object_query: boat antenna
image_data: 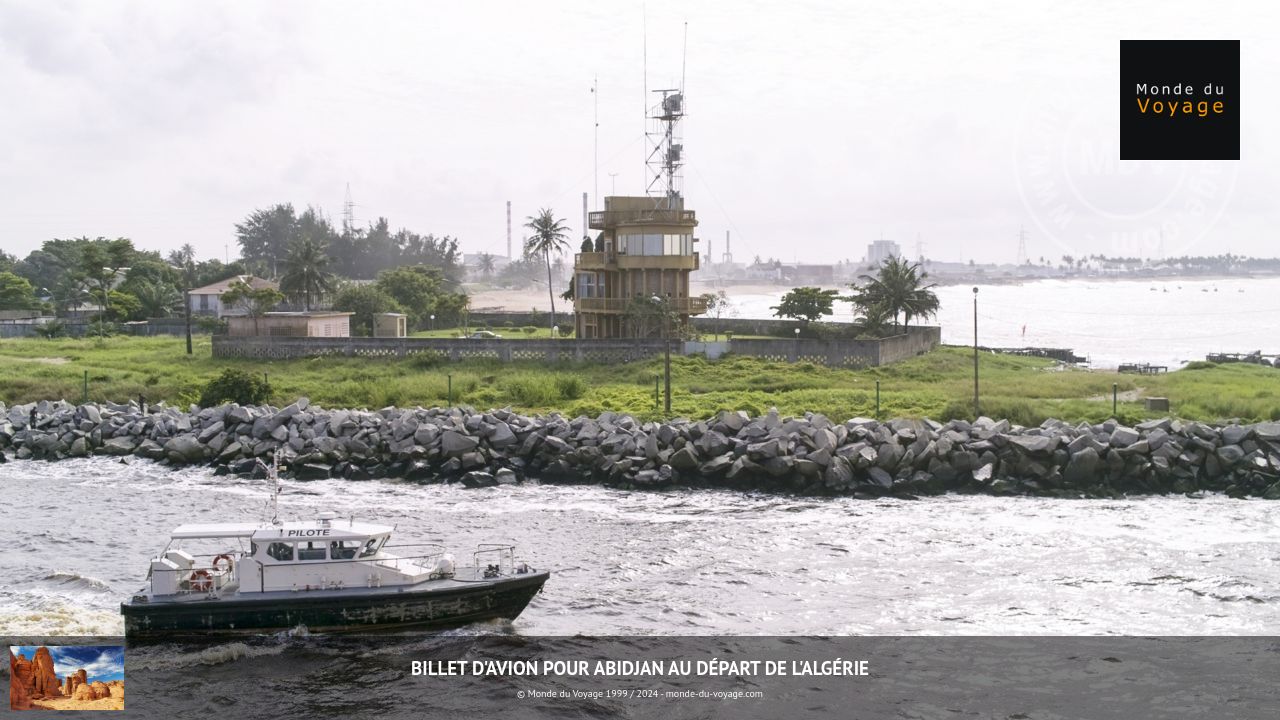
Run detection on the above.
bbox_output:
[269,449,283,526]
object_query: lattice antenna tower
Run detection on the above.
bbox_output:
[1016,225,1029,266]
[645,23,688,204]
[342,183,358,234]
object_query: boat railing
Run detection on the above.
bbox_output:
[473,544,518,577]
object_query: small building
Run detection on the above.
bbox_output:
[227,311,353,338]
[374,312,408,338]
[189,275,278,317]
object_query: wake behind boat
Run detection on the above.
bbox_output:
[121,460,548,639]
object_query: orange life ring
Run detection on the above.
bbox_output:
[189,569,213,593]
[213,554,234,572]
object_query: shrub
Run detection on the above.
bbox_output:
[195,316,228,334]
[522,326,538,335]
[31,320,66,339]
[1183,360,1216,370]
[555,375,587,400]
[200,368,272,407]
[85,320,119,337]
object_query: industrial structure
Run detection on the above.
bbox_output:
[571,86,707,338]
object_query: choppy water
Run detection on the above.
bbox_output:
[4,458,1280,637]
[728,276,1280,368]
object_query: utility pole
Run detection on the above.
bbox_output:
[972,287,980,418]
[506,201,512,260]
[184,290,193,355]
[653,295,672,415]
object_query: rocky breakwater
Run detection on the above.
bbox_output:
[3,398,1280,499]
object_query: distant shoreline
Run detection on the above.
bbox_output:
[467,273,1280,312]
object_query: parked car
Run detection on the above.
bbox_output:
[464,330,502,339]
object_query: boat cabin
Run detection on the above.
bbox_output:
[147,511,444,597]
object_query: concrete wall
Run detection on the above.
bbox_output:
[212,327,941,368]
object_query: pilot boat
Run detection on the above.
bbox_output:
[121,462,548,639]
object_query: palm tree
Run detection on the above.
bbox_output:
[279,236,335,310]
[847,256,939,332]
[132,280,182,318]
[167,244,196,268]
[478,252,496,278]
[523,208,571,331]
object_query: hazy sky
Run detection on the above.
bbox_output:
[2,1,1276,265]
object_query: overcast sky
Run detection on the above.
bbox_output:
[2,1,1276,265]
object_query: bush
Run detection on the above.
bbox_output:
[1183,361,1217,370]
[200,368,272,407]
[195,316,228,334]
[522,326,538,335]
[31,320,66,339]
[555,375,587,400]
[85,320,119,337]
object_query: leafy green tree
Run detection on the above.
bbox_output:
[0,250,15,273]
[374,265,467,329]
[846,256,939,331]
[78,238,135,336]
[279,236,335,310]
[222,279,285,334]
[0,272,38,310]
[104,290,143,322]
[332,283,403,336]
[523,208,571,332]
[192,259,248,288]
[771,287,838,325]
[235,204,297,277]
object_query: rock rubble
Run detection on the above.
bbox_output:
[3,399,1280,499]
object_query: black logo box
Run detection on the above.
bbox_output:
[1120,39,1239,160]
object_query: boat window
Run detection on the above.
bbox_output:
[251,542,258,556]
[298,541,326,562]
[266,542,294,562]
[359,536,383,558]
[330,540,361,560]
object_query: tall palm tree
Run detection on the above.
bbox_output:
[279,236,335,310]
[523,208,571,331]
[478,252,496,278]
[847,256,939,331]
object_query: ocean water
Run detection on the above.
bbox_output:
[725,276,1280,368]
[3,458,1280,638]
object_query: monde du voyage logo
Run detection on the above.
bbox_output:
[1120,40,1239,160]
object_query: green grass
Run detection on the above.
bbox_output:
[0,336,1277,425]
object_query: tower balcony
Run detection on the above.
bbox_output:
[574,253,700,271]
[575,296,709,315]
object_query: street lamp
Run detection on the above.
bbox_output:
[972,287,979,419]
[430,314,435,332]
[652,295,671,415]
[794,326,801,361]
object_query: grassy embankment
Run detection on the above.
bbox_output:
[0,335,1277,425]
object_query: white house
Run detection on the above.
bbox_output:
[188,275,277,317]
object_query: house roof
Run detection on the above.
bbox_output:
[189,275,277,295]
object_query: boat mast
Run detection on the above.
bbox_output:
[269,449,283,526]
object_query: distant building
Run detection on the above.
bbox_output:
[744,259,783,282]
[373,312,408,338]
[188,275,277,317]
[227,311,352,338]
[865,240,901,268]
[571,195,707,338]
[782,264,835,285]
